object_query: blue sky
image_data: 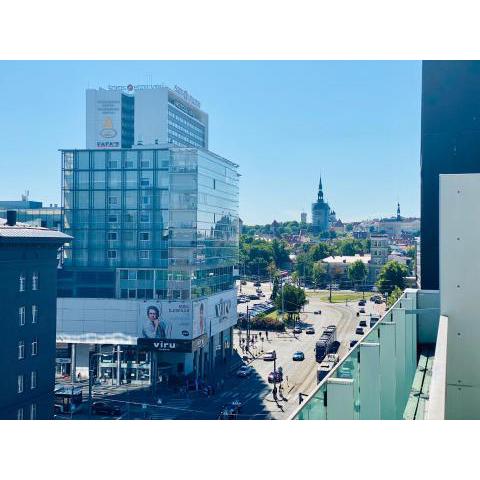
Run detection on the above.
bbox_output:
[0,61,421,224]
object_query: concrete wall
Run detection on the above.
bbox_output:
[440,173,480,419]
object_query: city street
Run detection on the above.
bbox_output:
[56,282,385,420]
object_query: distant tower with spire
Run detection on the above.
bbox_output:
[396,202,401,221]
[311,175,331,235]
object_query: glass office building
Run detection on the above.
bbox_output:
[59,146,239,300]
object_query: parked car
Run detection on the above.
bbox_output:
[370,315,380,327]
[240,280,247,285]
[314,310,322,315]
[359,307,366,313]
[254,281,261,287]
[293,326,303,334]
[236,365,254,377]
[292,351,305,361]
[359,319,367,327]
[263,350,276,361]
[305,327,315,334]
[268,370,283,383]
[349,339,358,348]
[358,300,366,306]
[248,294,260,300]
[374,298,383,304]
[355,327,365,335]
[91,401,121,417]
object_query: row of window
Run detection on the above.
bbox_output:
[168,120,205,144]
[168,109,205,135]
[18,339,38,359]
[19,305,38,326]
[17,371,37,393]
[168,133,203,148]
[17,403,36,420]
[19,272,39,292]
[107,250,150,259]
[107,232,151,241]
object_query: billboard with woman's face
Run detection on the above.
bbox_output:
[139,302,192,340]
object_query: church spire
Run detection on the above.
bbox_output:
[318,175,324,202]
[397,202,401,221]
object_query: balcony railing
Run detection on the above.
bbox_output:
[291,288,441,420]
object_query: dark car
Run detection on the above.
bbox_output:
[374,298,383,304]
[240,280,247,285]
[359,319,367,327]
[254,281,261,287]
[355,327,365,335]
[293,326,303,334]
[305,327,315,334]
[358,300,366,306]
[314,310,322,315]
[359,308,366,314]
[91,401,121,417]
[236,365,254,377]
[268,370,283,384]
[349,339,358,348]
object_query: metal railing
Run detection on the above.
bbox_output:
[291,289,421,420]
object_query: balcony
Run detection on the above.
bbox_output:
[291,288,445,420]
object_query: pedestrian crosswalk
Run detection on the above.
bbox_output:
[148,398,195,420]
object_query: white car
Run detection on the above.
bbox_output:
[263,350,276,361]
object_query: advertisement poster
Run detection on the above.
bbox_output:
[192,300,207,339]
[138,301,192,340]
[95,99,121,148]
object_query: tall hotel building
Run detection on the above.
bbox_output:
[57,85,238,385]
[86,84,208,149]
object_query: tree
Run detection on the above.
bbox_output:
[312,262,327,290]
[376,260,409,295]
[291,271,300,286]
[275,283,307,320]
[348,260,368,288]
[387,286,403,308]
[271,275,280,301]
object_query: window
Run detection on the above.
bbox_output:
[124,160,134,168]
[140,160,151,168]
[107,232,118,241]
[17,375,24,393]
[140,177,150,187]
[31,338,38,356]
[32,305,38,324]
[30,403,36,420]
[108,215,118,223]
[31,371,37,389]
[18,341,25,359]
[142,196,151,206]
[139,250,150,259]
[140,213,150,223]
[140,232,150,241]
[19,306,25,326]
[107,250,117,259]
[19,274,26,292]
[108,196,119,205]
[108,160,118,169]
[17,408,23,420]
[32,272,39,291]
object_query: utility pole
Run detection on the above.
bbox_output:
[247,305,250,353]
[329,274,333,303]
